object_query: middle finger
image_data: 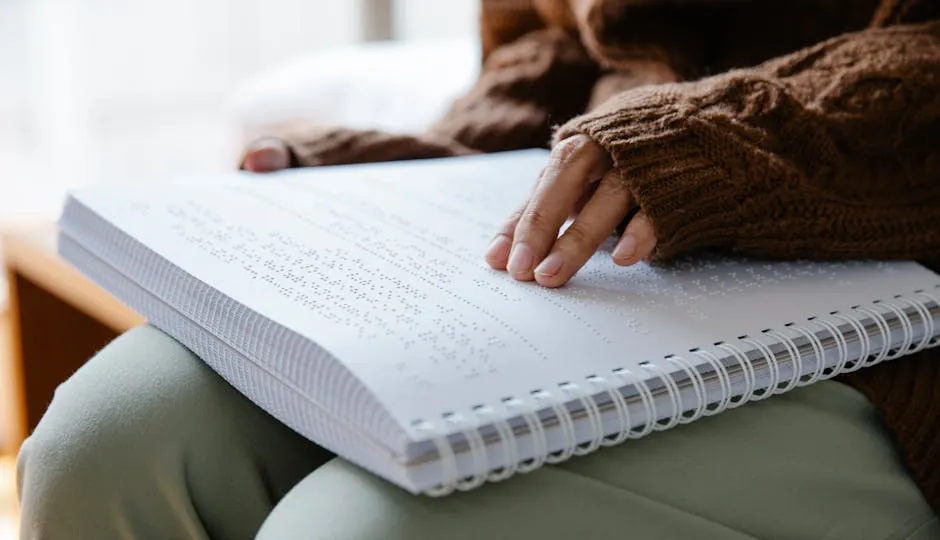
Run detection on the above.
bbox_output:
[508,136,610,281]
[534,170,633,288]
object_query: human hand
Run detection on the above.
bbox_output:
[240,138,291,172]
[485,135,657,288]
[240,127,477,172]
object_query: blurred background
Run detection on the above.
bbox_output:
[0,0,482,304]
[0,0,482,536]
[0,0,478,224]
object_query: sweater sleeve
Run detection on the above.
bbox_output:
[479,0,544,60]
[269,28,600,167]
[426,28,600,153]
[555,21,940,263]
[260,124,477,168]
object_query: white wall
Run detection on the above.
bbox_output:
[0,0,373,220]
[0,0,481,223]
[393,0,478,41]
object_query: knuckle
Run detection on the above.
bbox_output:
[551,135,593,166]
[522,208,550,229]
[550,135,611,181]
[519,207,553,233]
[562,224,598,251]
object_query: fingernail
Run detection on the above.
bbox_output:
[613,234,637,263]
[507,243,534,275]
[485,235,511,264]
[535,252,564,278]
[244,139,288,172]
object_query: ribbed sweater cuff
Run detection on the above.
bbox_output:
[278,125,476,168]
[554,87,741,261]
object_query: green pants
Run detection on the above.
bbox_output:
[16,325,938,539]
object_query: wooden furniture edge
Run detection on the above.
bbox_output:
[2,230,145,334]
[2,227,145,451]
[2,267,26,455]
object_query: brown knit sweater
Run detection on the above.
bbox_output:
[265,0,940,513]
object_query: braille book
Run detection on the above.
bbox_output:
[57,150,940,496]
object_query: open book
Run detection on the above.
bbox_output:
[58,150,940,496]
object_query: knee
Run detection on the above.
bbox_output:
[19,325,213,464]
[16,325,228,531]
[257,459,459,540]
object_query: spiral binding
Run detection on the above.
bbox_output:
[417,286,940,496]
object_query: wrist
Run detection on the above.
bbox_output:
[555,85,744,260]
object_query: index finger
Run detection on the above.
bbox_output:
[507,135,610,281]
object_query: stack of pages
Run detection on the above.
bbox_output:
[58,150,940,495]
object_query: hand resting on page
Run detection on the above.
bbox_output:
[240,134,658,288]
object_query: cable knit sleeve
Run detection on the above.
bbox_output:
[271,28,599,167]
[426,28,600,153]
[555,21,940,263]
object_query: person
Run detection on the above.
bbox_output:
[17,0,940,538]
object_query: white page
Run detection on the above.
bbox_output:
[70,150,940,436]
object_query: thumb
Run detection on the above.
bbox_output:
[240,138,291,173]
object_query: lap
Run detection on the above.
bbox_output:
[18,324,331,540]
[260,381,938,540]
[19,325,937,539]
